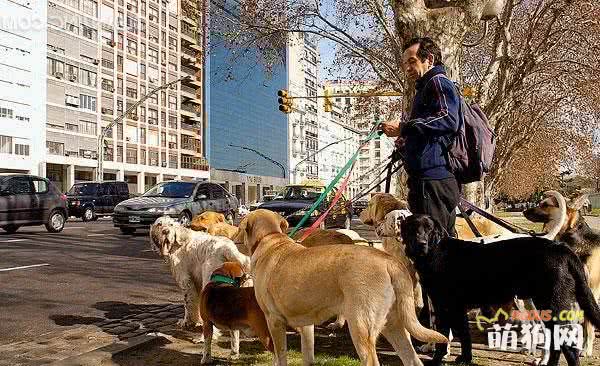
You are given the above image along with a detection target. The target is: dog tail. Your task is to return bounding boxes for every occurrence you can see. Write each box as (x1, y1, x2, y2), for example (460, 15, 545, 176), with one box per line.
(389, 263, 448, 344)
(569, 253, 600, 329)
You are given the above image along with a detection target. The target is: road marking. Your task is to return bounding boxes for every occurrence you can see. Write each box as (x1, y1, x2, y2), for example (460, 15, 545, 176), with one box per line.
(1, 239, 27, 242)
(0, 263, 50, 272)
(141, 249, 155, 252)
(63, 227, 84, 230)
(87, 234, 105, 237)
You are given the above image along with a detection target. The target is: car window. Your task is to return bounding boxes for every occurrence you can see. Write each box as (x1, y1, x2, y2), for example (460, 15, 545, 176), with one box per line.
(143, 182, 195, 198)
(209, 184, 226, 199)
(5, 177, 33, 195)
(195, 184, 210, 199)
(68, 183, 99, 195)
(117, 183, 128, 195)
(32, 179, 49, 194)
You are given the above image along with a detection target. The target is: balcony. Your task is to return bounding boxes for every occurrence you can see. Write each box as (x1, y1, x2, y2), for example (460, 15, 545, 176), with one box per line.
(181, 84, 197, 99)
(180, 26, 197, 44)
(180, 103, 201, 119)
(181, 155, 208, 171)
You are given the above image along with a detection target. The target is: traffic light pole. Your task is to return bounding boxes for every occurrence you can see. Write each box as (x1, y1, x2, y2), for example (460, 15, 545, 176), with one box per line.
(96, 76, 191, 182)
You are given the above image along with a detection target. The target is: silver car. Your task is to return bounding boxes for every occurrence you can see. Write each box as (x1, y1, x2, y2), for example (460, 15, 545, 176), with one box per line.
(112, 181, 239, 234)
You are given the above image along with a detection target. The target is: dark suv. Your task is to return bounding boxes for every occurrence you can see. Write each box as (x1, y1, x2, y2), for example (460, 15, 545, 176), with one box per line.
(113, 181, 239, 234)
(0, 174, 68, 233)
(66, 181, 130, 221)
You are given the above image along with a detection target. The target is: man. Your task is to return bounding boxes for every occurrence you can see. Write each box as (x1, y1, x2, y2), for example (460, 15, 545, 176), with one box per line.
(380, 37, 460, 236)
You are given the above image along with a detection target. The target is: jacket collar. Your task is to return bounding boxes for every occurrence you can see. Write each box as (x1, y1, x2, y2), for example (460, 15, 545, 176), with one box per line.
(415, 65, 447, 91)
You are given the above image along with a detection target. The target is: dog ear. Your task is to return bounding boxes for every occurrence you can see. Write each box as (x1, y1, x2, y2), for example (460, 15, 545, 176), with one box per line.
(569, 194, 589, 211)
(218, 213, 226, 223)
(279, 216, 289, 233)
(233, 217, 248, 244)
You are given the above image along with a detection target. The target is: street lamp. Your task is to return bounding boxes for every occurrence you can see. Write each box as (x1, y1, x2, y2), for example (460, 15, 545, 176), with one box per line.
(228, 144, 287, 178)
(292, 136, 354, 184)
(96, 75, 192, 182)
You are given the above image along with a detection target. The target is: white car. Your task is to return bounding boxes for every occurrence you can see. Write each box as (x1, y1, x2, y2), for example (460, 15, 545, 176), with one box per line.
(238, 204, 250, 217)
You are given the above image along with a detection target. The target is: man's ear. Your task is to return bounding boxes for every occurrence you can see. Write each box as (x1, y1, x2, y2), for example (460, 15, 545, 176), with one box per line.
(279, 217, 289, 233)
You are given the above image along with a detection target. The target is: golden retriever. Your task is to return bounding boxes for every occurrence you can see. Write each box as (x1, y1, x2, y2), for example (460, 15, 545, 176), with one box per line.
(235, 209, 447, 366)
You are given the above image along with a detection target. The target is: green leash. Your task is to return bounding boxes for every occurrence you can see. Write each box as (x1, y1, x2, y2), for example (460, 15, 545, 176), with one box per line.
(210, 274, 239, 287)
(288, 120, 384, 238)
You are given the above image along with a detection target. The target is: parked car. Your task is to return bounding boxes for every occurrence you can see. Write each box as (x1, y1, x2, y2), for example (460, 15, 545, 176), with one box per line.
(258, 182, 352, 229)
(66, 181, 130, 221)
(113, 181, 239, 234)
(249, 193, 277, 211)
(0, 174, 68, 233)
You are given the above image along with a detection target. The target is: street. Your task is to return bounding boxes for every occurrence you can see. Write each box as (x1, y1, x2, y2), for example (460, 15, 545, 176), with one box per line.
(0, 216, 378, 364)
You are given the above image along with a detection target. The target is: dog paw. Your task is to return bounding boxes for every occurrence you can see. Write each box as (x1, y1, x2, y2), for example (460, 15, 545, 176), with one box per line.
(454, 355, 473, 365)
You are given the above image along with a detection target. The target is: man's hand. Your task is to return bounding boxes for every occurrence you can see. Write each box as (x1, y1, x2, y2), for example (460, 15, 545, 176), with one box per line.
(379, 121, 401, 137)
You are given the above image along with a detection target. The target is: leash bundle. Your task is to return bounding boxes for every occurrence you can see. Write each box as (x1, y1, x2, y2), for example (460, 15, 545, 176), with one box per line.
(288, 121, 386, 239)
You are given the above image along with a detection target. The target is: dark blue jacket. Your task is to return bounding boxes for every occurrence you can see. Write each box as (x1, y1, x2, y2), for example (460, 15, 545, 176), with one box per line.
(399, 65, 460, 180)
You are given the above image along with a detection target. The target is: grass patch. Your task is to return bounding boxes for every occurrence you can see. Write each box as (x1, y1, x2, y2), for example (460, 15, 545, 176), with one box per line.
(590, 208, 600, 217)
(231, 351, 360, 366)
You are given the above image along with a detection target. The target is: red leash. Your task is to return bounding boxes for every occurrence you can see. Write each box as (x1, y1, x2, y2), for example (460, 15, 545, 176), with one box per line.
(298, 162, 356, 242)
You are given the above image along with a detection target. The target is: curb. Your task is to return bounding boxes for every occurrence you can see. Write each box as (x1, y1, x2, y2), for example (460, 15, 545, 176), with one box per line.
(49, 334, 164, 366)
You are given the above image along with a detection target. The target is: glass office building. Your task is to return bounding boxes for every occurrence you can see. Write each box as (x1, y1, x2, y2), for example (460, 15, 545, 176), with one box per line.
(207, 19, 289, 203)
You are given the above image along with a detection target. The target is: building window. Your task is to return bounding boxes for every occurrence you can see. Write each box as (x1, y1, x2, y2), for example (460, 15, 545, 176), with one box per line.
(161, 91, 166, 106)
(65, 94, 79, 107)
(79, 94, 97, 111)
(101, 79, 114, 92)
(161, 131, 166, 147)
(117, 100, 123, 113)
(0, 136, 12, 153)
(47, 58, 64, 76)
(127, 16, 138, 33)
(126, 87, 137, 99)
(148, 109, 158, 125)
(66, 123, 78, 132)
(82, 24, 97, 40)
(0, 108, 13, 118)
(79, 120, 97, 135)
(148, 48, 158, 63)
(168, 95, 177, 109)
(82, 0, 98, 16)
(169, 115, 177, 129)
(15, 144, 29, 156)
(80, 69, 97, 87)
(66, 23, 79, 35)
(127, 38, 137, 55)
(140, 128, 146, 144)
(46, 141, 64, 155)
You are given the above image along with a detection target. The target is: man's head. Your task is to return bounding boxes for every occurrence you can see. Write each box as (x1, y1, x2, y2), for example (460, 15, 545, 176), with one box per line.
(402, 37, 443, 81)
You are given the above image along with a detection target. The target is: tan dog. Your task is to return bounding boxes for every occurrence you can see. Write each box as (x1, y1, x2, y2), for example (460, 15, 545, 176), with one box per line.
(197, 261, 273, 364)
(524, 192, 600, 357)
(191, 211, 239, 239)
(235, 209, 447, 366)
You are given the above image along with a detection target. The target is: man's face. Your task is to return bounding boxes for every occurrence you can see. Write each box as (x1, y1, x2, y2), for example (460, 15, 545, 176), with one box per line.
(402, 43, 434, 81)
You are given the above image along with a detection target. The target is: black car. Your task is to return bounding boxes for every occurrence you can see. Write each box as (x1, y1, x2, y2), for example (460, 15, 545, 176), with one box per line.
(0, 174, 68, 233)
(66, 181, 130, 221)
(113, 181, 239, 234)
(352, 199, 369, 216)
(258, 183, 352, 229)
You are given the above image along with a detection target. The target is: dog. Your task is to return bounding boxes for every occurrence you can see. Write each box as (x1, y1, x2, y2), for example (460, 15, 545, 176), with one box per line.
(235, 209, 447, 366)
(149, 216, 251, 331)
(197, 261, 273, 364)
(400, 211, 600, 366)
(524, 192, 600, 357)
(191, 211, 239, 239)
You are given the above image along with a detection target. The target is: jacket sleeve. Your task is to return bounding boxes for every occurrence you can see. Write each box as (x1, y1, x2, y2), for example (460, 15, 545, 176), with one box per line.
(402, 76, 460, 137)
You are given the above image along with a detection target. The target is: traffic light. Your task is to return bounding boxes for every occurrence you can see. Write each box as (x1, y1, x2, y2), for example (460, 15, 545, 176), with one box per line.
(277, 89, 293, 114)
(324, 88, 333, 112)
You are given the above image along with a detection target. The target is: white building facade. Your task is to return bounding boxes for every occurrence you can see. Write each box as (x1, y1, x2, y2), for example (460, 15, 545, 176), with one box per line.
(286, 32, 319, 184)
(0, 0, 47, 175)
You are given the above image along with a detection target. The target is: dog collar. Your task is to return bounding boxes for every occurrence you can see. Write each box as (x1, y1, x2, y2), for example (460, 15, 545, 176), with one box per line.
(210, 274, 240, 287)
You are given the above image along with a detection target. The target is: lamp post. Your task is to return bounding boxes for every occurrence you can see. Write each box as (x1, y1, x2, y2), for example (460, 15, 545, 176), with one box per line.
(96, 75, 192, 182)
(227, 144, 286, 178)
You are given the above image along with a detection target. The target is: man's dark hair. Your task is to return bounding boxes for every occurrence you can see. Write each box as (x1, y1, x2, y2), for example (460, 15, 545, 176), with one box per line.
(403, 37, 444, 66)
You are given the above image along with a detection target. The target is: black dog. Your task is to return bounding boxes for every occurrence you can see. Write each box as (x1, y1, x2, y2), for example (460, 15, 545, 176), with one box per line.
(400, 214, 600, 366)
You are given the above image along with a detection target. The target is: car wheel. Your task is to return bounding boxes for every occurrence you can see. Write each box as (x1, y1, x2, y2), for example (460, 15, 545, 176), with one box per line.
(82, 207, 95, 222)
(119, 227, 136, 235)
(45, 210, 66, 233)
(344, 214, 352, 230)
(179, 211, 191, 227)
(2, 224, 21, 234)
(225, 211, 235, 224)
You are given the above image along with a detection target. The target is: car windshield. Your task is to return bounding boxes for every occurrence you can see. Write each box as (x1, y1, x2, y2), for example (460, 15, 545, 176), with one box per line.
(67, 183, 99, 195)
(143, 182, 195, 198)
(276, 186, 324, 201)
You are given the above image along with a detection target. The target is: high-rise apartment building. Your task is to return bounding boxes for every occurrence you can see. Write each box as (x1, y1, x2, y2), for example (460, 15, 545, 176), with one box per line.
(0, 0, 46, 175)
(45, 0, 208, 193)
(287, 33, 319, 184)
